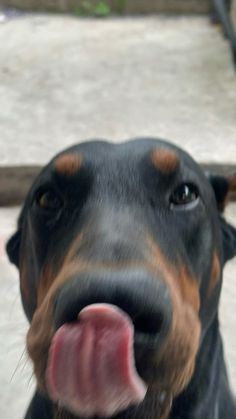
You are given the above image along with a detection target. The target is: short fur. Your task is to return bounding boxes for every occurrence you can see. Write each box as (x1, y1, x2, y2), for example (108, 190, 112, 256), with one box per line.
(6, 138, 236, 419)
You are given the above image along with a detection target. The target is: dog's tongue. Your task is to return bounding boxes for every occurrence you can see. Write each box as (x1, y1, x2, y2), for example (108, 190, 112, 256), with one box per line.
(46, 304, 147, 418)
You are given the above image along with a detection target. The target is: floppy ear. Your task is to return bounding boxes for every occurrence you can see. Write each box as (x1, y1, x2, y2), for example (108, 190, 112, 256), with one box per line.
(209, 174, 236, 213)
(220, 217, 236, 263)
(209, 173, 236, 263)
(6, 230, 21, 268)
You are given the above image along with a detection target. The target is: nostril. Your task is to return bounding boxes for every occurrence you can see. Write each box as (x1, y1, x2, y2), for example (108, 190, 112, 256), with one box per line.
(133, 312, 164, 336)
(54, 294, 99, 329)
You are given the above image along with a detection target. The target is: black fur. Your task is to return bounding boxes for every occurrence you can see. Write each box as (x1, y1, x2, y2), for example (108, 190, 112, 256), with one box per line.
(6, 138, 236, 419)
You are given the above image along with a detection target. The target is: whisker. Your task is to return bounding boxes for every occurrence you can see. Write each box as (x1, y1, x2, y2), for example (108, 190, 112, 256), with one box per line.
(27, 372, 35, 389)
(10, 348, 27, 383)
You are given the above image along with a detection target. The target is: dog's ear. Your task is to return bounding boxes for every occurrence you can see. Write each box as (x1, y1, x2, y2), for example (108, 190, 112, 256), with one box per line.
(6, 206, 26, 268)
(6, 230, 21, 268)
(209, 173, 236, 263)
(219, 217, 236, 263)
(209, 174, 236, 213)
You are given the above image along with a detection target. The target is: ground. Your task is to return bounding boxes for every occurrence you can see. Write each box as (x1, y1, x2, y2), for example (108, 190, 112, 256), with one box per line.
(0, 14, 236, 165)
(0, 12, 236, 419)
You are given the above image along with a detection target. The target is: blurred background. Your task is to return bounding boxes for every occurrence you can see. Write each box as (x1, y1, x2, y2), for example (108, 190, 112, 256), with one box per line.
(0, 1, 236, 418)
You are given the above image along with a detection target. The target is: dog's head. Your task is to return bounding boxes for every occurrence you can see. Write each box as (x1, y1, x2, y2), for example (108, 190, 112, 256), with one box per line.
(6, 138, 236, 419)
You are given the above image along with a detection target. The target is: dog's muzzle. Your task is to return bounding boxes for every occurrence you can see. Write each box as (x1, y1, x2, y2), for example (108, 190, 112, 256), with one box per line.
(46, 269, 172, 418)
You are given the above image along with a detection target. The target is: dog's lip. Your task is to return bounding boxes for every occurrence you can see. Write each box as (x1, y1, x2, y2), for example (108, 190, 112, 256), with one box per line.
(133, 315, 167, 350)
(134, 332, 163, 350)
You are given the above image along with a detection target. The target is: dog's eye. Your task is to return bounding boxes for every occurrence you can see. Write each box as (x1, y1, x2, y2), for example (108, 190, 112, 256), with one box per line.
(170, 183, 199, 209)
(36, 190, 63, 211)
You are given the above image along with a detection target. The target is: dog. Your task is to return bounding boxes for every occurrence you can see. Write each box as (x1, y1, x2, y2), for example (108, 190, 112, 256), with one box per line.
(6, 138, 236, 419)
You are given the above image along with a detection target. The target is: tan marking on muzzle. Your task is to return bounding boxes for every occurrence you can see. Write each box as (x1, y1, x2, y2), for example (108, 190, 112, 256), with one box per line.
(146, 236, 200, 312)
(37, 264, 57, 305)
(145, 236, 201, 395)
(27, 232, 201, 411)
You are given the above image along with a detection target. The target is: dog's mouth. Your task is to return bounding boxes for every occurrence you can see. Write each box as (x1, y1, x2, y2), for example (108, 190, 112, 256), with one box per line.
(46, 303, 149, 418)
(28, 276, 200, 419)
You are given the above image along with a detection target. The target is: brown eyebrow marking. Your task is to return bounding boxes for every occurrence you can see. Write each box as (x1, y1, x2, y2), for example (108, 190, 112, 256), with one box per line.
(54, 153, 82, 177)
(150, 148, 179, 174)
(207, 251, 220, 296)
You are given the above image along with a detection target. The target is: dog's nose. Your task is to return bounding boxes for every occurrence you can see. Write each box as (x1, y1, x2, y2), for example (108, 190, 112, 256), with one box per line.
(54, 269, 172, 348)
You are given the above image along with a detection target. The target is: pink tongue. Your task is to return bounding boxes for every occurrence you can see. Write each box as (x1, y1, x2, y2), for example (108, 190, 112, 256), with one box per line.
(46, 304, 147, 418)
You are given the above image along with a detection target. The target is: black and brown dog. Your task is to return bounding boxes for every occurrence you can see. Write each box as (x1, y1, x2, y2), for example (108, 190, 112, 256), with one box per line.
(6, 138, 236, 419)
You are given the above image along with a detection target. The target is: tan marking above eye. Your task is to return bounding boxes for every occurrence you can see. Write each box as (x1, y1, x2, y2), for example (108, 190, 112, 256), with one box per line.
(150, 148, 179, 175)
(54, 153, 82, 177)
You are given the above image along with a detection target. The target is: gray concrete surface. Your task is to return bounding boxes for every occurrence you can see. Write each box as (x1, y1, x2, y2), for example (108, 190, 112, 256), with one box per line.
(0, 208, 34, 419)
(0, 14, 236, 166)
(0, 204, 236, 419)
(0, 12, 236, 419)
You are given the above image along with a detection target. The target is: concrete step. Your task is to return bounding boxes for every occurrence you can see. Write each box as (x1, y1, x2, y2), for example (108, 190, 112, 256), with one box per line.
(0, 16, 235, 170)
(0, 0, 211, 14)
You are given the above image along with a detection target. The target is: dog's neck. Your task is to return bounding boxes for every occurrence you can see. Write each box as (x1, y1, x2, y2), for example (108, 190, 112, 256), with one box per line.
(170, 315, 230, 419)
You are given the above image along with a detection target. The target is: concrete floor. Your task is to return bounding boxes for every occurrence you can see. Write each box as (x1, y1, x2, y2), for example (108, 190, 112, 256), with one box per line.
(0, 14, 236, 165)
(0, 12, 236, 419)
(0, 208, 34, 419)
